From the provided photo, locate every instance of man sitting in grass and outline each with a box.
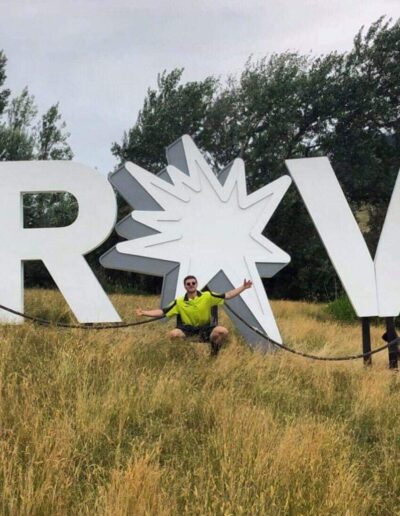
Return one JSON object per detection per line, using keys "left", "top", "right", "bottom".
{"left": 135, "top": 275, "right": 253, "bottom": 355}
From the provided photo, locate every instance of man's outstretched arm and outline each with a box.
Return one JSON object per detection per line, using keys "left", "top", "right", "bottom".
{"left": 224, "top": 279, "right": 253, "bottom": 300}
{"left": 135, "top": 308, "right": 164, "bottom": 317}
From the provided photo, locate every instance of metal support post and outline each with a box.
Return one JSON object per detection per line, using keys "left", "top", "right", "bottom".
{"left": 361, "top": 317, "right": 372, "bottom": 366}
{"left": 385, "top": 317, "right": 398, "bottom": 370}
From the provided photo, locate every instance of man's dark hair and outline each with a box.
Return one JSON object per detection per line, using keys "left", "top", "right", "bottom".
{"left": 183, "top": 275, "right": 197, "bottom": 285}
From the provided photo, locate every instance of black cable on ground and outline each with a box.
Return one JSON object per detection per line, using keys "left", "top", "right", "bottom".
{"left": 0, "top": 303, "right": 165, "bottom": 330}
{"left": 0, "top": 301, "right": 398, "bottom": 361}
{"left": 224, "top": 304, "right": 400, "bottom": 362}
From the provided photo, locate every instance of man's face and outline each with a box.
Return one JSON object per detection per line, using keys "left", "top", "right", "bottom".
{"left": 184, "top": 278, "right": 197, "bottom": 294}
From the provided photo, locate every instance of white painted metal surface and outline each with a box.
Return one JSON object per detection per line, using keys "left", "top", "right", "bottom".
{"left": 106, "top": 135, "right": 292, "bottom": 343}
{"left": 375, "top": 170, "right": 400, "bottom": 317}
{"left": 0, "top": 161, "right": 121, "bottom": 323}
{"left": 286, "top": 157, "right": 378, "bottom": 317}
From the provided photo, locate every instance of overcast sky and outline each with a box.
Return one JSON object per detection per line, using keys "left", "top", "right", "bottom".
{"left": 1, "top": 0, "right": 400, "bottom": 174}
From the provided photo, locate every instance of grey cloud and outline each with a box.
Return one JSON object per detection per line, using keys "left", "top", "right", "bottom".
{"left": 1, "top": 0, "right": 399, "bottom": 173}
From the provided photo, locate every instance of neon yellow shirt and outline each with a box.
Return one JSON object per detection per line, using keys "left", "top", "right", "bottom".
{"left": 162, "top": 291, "right": 225, "bottom": 327}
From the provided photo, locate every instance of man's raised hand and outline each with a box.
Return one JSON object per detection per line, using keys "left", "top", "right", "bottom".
{"left": 243, "top": 279, "right": 253, "bottom": 290}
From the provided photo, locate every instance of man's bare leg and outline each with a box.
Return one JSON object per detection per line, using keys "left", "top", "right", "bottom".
{"left": 210, "top": 326, "right": 229, "bottom": 356}
{"left": 169, "top": 329, "right": 186, "bottom": 339}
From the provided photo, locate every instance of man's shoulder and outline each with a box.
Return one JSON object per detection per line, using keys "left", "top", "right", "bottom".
{"left": 205, "top": 290, "right": 225, "bottom": 299}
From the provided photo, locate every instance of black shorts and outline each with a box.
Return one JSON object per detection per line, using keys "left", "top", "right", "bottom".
{"left": 178, "top": 324, "right": 215, "bottom": 343}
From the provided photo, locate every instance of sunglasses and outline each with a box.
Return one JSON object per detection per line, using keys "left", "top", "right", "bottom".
{"left": 185, "top": 281, "right": 197, "bottom": 287}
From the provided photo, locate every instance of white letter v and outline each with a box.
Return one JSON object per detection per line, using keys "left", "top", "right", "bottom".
{"left": 286, "top": 157, "right": 400, "bottom": 318}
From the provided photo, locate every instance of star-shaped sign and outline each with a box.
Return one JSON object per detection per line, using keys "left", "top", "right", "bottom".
{"left": 101, "top": 135, "right": 291, "bottom": 347}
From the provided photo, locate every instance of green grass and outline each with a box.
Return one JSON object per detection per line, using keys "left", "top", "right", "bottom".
{"left": 0, "top": 291, "right": 398, "bottom": 515}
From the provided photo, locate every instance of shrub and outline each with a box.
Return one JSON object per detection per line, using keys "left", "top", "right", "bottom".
{"left": 326, "top": 295, "right": 358, "bottom": 324}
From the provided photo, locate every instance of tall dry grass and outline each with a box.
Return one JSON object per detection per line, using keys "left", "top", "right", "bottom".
{"left": 0, "top": 290, "right": 399, "bottom": 515}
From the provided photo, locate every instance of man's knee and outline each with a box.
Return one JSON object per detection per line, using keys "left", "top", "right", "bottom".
{"left": 211, "top": 326, "right": 229, "bottom": 341}
{"left": 169, "top": 328, "right": 185, "bottom": 339}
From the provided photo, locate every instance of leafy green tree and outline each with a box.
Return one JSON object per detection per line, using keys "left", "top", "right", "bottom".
{"left": 112, "top": 69, "right": 218, "bottom": 171}
{"left": 0, "top": 51, "right": 10, "bottom": 116}
{"left": 204, "top": 52, "right": 341, "bottom": 181}
{"left": 321, "top": 17, "right": 400, "bottom": 254}
{"left": 0, "top": 86, "right": 73, "bottom": 162}
{"left": 0, "top": 87, "right": 37, "bottom": 160}
{"left": 36, "top": 103, "right": 73, "bottom": 160}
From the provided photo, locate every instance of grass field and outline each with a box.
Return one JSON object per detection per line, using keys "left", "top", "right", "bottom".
{"left": 0, "top": 289, "right": 399, "bottom": 515}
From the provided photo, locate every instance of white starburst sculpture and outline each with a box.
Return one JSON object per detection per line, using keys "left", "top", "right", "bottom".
{"left": 101, "top": 135, "right": 292, "bottom": 348}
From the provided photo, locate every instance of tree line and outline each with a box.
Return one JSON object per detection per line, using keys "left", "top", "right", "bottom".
{"left": 1, "top": 17, "right": 399, "bottom": 300}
